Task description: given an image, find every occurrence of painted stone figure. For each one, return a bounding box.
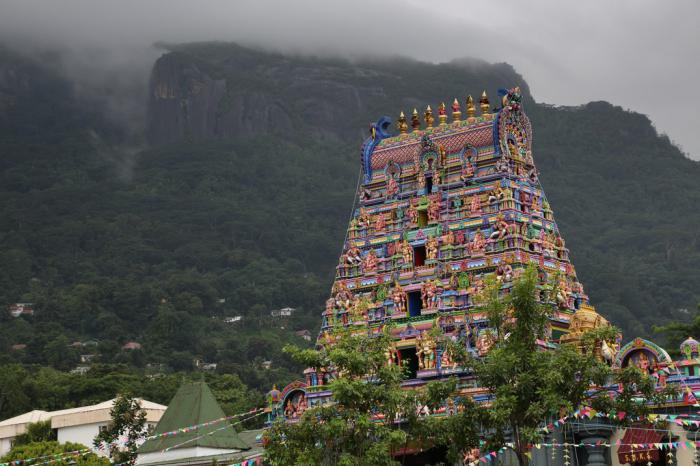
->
[428,198,440,222]
[469,230,486,255]
[401,239,414,266]
[469,195,482,216]
[391,282,406,315]
[386,176,399,199]
[426,235,439,261]
[363,249,378,273]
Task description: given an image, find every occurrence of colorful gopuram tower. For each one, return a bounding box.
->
[267,87,700,466]
[270,87,598,419]
[316,87,588,368]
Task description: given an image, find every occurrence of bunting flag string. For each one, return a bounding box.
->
[111,411,267,466]
[144,407,264,442]
[97,407,266,451]
[465,404,700,466]
[161,410,266,453]
[0,449,92,466]
[665,361,699,407]
[466,440,696,466]
[537,404,700,437]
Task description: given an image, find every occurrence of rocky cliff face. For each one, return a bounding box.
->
[147,43,531,145]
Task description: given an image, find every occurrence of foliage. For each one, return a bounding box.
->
[471,265,676,465]
[13,421,56,446]
[0,441,108,466]
[653,302,700,356]
[0,365,265,426]
[264,331,479,465]
[93,394,147,466]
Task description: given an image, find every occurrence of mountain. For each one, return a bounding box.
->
[0,42,698,383]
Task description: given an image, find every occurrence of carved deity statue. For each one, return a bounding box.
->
[391,282,406,315]
[440,346,457,370]
[407,204,418,224]
[469,195,482,216]
[385,176,399,199]
[357,208,370,230]
[461,162,474,184]
[417,333,436,370]
[374,213,386,232]
[469,230,486,255]
[426,235,439,261]
[362,249,378,273]
[489,214,510,240]
[401,239,414,266]
[428,198,441,222]
[344,246,362,265]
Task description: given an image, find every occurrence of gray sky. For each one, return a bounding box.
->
[1,0,699,158]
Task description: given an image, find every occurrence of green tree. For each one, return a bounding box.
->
[0,364,31,418]
[264,330,475,466]
[93,393,147,466]
[13,421,56,445]
[1,441,108,466]
[472,265,674,465]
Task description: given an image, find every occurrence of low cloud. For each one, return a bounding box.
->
[1,0,698,158]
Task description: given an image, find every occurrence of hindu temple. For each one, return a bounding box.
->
[267,88,700,465]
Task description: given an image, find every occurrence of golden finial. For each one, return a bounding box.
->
[397,111,408,134]
[424,105,434,128]
[466,95,476,118]
[451,98,461,122]
[411,108,420,131]
[479,90,490,114]
[438,102,447,125]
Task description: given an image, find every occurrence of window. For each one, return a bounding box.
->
[413,245,426,267]
[399,347,419,379]
[425,175,433,193]
[417,210,428,228]
[99,425,108,433]
[407,291,422,317]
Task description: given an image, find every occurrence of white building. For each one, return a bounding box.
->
[270,307,295,318]
[0,410,52,455]
[0,398,166,456]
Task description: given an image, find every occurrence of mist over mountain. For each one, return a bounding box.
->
[1,42,698,389]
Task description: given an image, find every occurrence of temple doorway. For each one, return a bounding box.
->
[407,291,422,317]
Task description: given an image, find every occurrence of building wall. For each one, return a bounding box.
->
[137,446,240,465]
[57,422,107,455]
[0,437,13,456]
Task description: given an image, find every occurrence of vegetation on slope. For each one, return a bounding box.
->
[0,44,698,419]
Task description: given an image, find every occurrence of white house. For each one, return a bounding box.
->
[0,410,52,455]
[0,398,166,456]
[270,307,295,318]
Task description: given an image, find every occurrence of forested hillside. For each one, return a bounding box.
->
[0,43,698,419]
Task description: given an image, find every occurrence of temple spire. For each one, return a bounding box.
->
[424,105,434,128]
[397,111,408,134]
[438,102,447,125]
[451,98,461,122]
[479,90,490,115]
[411,108,420,131]
[466,95,476,119]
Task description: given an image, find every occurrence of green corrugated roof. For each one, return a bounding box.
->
[138,381,250,453]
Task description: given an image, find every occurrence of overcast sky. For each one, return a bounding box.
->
[1,0,698,159]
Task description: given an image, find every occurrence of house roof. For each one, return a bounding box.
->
[51,398,166,428]
[138,382,249,454]
[0,410,51,428]
[0,399,167,438]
